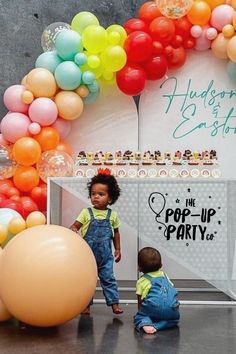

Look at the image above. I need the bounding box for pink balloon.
[0,112,31,143]
[210,5,234,31]
[28,122,41,135]
[51,117,72,140]
[190,25,202,38]
[3,85,29,113]
[194,26,211,51]
[206,27,218,41]
[28,97,58,126]
[0,134,10,146]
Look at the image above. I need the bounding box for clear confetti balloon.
[0,145,16,180]
[156,0,194,19]
[36,150,74,182]
[41,22,71,52]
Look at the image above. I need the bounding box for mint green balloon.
[35,51,63,73]
[55,30,82,61]
[71,12,99,35]
[55,61,82,90]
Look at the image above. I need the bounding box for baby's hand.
[114,249,121,263]
[70,226,78,233]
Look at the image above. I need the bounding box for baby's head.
[87,172,121,205]
[138,247,162,274]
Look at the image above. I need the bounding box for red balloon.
[30,185,47,212]
[144,55,168,80]
[183,37,196,49]
[116,64,146,96]
[0,192,7,207]
[167,46,187,69]
[123,18,148,34]
[0,179,14,195]
[138,1,161,24]
[20,196,39,218]
[174,17,192,40]
[164,45,174,58]
[1,199,25,218]
[171,35,183,48]
[124,31,153,63]
[4,187,20,199]
[149,17,175,45]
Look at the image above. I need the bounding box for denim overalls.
[134,273,180,331]
[84,208,119,306]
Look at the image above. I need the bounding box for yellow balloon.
[21,90,34,104]
[211,33,230,59]
[222,24,235,38]
[26,68,57,98]
[106,25,127,46]
[8,217,26,235]
[82,25,108,54]
[0,225,97,326]
[55,91,84,120]
[0,225,8,244]
[26,211,46,228]
[101,45,127,72]
[227,35,236,62]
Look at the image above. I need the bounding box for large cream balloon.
[0,225,97,327]
[0,247,12,321]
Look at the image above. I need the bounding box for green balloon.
[55,30,83,61]
[71,12,99,35]
[35,51,63,73]
[55,61,82,90]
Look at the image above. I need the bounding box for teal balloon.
[55,29,83,61]
[87,80,100,93]
[35,51,63,73]
[227,60,236,84]
[74,53,87,66]
[82,71,95,84]
[83,90,100,104]
[55,61,82,90]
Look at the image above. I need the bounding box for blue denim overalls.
[84,208,119,306]
[134,273,180,331]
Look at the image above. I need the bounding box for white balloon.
[41,22,71,52]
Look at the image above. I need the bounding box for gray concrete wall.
[0,0,144,118]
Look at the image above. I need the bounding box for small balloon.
[8,217,26,235]
[74,53,87,66]
[21,90,34,104]
[26,211,46,228]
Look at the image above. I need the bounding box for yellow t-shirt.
[76,207,120,237]
[136,271,173,300]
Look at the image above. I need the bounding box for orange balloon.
[12,137,41,166]
[55,91,84,120]
[0,225,97,326]
[55,141,73,156]
[204,0,225,9]
[187,1,211,26]
[211,33,229,59]
[34,127,60,151]
[26,68,57,98]
[13,166,39,192]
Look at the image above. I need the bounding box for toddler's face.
[91,183,111,209]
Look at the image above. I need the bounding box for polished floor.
[0,304,236,354]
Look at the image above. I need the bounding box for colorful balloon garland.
[1,0,236,231]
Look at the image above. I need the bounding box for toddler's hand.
[114,249,121,263]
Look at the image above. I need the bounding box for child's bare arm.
[113,228,121,262]
[137,295,142,309]
[70,220,82,234]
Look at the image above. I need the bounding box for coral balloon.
[36,150,74,182]
[26,68,57,98]
[0,200,25,218]
[149,17,175,44]
[116,64,146,96]
[156,0,194,19]
[20,196,39,218]
[26,211,46,228]
[55,141,73,156]
[13,166,39,193]
[143,55,168,80]
[0,180,14,195]
[167,46,187,68]
[187,1,211,26]
[55,91,84,120]
[0,112,31,143]
[124,31,153,63]
[51,118,72,140]
[34,127,60,151]
[3,85,29,113]
[0,298,12,322]
[29,98,58,126]
[12,137,41,166]
[30,185,47,212]
[0,225,97,326]
[123,18,149,34]
[138,1,161,23]
[8,217,26,235]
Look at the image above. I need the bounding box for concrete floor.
[0,304,236,354]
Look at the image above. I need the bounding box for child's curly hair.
[138,247,162,273]
[87,174,121,205]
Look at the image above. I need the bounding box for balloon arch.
[0,0,236,242]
